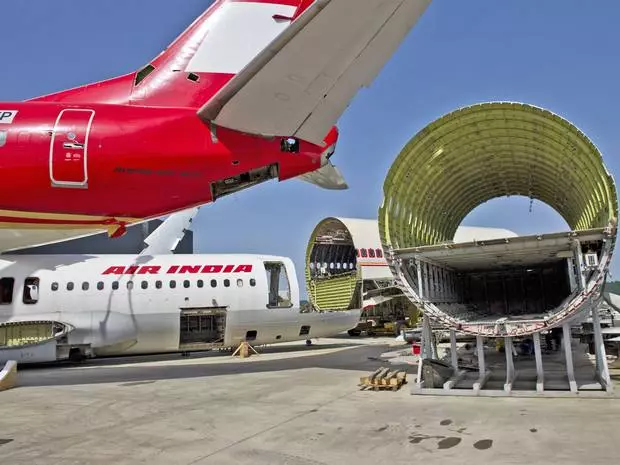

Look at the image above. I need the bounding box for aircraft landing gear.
[305,339,313,346]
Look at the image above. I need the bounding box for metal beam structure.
[379,102,617,338]
[380,102,618,395]
[412,312,616,397]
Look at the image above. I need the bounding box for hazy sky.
[2,1,620,295]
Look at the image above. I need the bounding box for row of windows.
[309,262,355,271]
[356,248,383,258]
[53,277,258,292]
[0,276,259,306]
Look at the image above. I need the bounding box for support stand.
[504,337,516,394]
[591,303,613,392]
[443,329,466,390]
[473,335,491,394]
[533,332,544,393]
[562,323,578,393]
[411,309,615,397]
[415,315,433,388]
[232,341,259,359]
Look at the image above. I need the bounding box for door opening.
[49,109,95,188]
[264,262,292,308]
[0,278,14,304]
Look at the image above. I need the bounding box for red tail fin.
[31,0,312,108]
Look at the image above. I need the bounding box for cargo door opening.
[179,308,227,350]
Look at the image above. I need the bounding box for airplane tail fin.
[31,1,312,108]
[131,0,312,108]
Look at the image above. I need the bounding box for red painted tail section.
[30,0,314,109]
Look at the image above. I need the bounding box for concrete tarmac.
[1,337,620,464]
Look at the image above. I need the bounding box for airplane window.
[210,279,217,288]
[23,277,39,304]
[368,248,375,258]
[97,281,104,291]
[376,249,383,258]
[51,282,59,291]
[237,279,243,288]
[141,281,148,290]
[224,279,230,288]
[197,280,204,288]
[127,281,134,290]
[0,130,6,148]
[0,278,14,304]
[112,281,119,290]
[155,280,162,289]
[82,282,89,291]
[183,280,190,289]
[170,280,176,289]
[250,278,256,287]
[309,263,315,270]
[67,282,74,291]
[134,64,155,86]
[361,249,368,258]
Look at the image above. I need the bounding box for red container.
[412,343,421,355]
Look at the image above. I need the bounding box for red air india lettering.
[102,265,254,275]
[137,266,161,274]
[103,266,126,275]
[202,265,223,273]
[179,265,201,274]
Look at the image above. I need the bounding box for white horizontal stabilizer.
[199,0,432,145]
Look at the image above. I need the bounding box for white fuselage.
[0,254,360,364]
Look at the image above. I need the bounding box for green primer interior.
[379,102,618,251]
[305,218,360,310]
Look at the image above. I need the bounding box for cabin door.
[50,109,94,188]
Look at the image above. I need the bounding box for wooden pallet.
[359,367,408,391]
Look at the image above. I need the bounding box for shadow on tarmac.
[17,342,409,388]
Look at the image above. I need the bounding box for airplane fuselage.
[0,102,334,250]
[0,254,360,364]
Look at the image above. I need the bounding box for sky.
[2,0,620,295]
